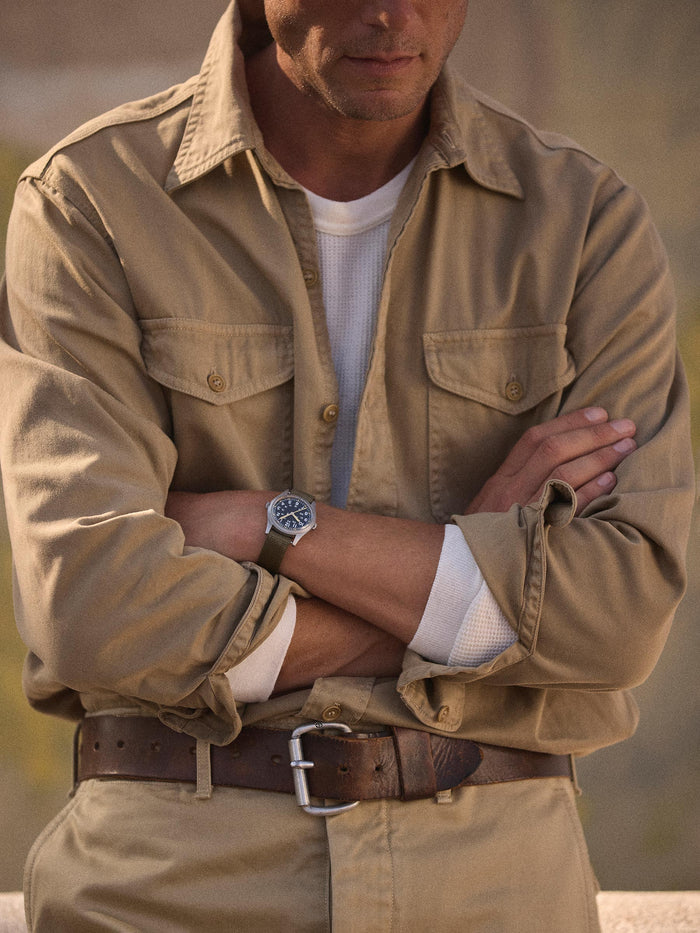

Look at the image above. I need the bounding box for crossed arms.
[0,137,692,745]
[166,407,637,693]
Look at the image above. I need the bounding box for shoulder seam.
[23,174,111,246]
[470,88,618,169]
[22,77,197,182]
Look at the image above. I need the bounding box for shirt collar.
[427,66,524,199]
[166,1,260,192]
[167,0,524,200]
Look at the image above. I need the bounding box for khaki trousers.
[25,776,600,932]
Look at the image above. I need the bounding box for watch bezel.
[266,490,317,539]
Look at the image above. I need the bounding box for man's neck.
[245,45,429,202]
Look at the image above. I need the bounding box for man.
[0,1,692,930]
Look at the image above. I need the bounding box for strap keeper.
[391,727,437,800]
[195,739,213,799]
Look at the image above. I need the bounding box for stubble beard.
[299,55,441,124]
[312,82,428,123]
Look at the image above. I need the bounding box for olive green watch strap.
[286,488,311,501]
[258,489,316,575]
[258,526,292,575]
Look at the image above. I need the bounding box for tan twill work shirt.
[0,2,693,757]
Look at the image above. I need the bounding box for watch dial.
[273,496,313,532]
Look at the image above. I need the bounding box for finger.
[498,407,609,474]
[463,410,637,516]
[573,471,618,515]
[500,415,636,479]
[500,426,635,513]
[542,436,637,494]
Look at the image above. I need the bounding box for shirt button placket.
[302,268,319,289]
[322,404,339,424]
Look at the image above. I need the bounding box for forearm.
[273,597,405,694]
[165,408,638,647]
[166,490,444,643]
[281,506,443,642]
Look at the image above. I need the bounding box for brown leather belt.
[76,716,572,806]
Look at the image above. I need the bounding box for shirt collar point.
[433,69,525,200]
[168,138,254,192]
[463,161,525,200]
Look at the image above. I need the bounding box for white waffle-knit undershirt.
[305,165,412,508]
[225,166,516,702]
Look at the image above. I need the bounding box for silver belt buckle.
[288,722,360,816]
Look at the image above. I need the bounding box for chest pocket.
[141,319,293,403]
[422,324,575,521]
[140,318,294,490]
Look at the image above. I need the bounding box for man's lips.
[342,53,419,77]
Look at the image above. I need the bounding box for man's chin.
[320,85,430,124]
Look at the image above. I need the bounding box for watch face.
[271,495,314,534]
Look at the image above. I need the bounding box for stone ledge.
[0,893,25,932]
[597,891,700,932]
[1,891,699,931]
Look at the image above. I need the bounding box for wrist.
[232,490,270,562]
[258,489,317,574]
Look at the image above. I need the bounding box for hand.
[465,407,637,516]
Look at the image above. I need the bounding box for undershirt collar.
[303,159,416,236]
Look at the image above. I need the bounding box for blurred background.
[1,0,698,894]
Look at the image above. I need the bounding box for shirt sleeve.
[0,172,304,744]
[409,525,516,665]
[225,597,297,702]
[231,515,516,700]
[398,178,693,728]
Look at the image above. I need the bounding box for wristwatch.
[258,489,317,574]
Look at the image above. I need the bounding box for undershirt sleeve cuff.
[408,524,517,666]
[224,596,297,703]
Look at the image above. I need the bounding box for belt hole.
[375,764,383,772]
[339,765,349,774]
[189,746,196,756]
[93,741,100,751]
[150,742,161,752]
[271,755,282,765]
[117,740,125,749]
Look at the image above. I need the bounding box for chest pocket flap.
[423,324,575,414]
[140,319,294,404]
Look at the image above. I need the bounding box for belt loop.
[70,722,82,798]
[569,755,582,796]
[195,739,213,800]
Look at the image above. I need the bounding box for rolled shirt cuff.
[225,595,297,703]
[409,524,517,666]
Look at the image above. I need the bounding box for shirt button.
[437,705,451,724]
[302,268,319,288]
[322,705,342,722]
[505,380,524,402]
[322,404,339,424]
[207,372,226,393]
